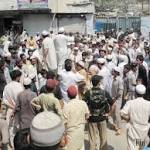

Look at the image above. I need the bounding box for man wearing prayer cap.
[30,111,66,149]
[31,79,62,117]
[14,111,68,150]
[97,58,106,64]
[58,27,65,33]
[76,61,87,81]
[69,47,82,65]
[42,30,49,36]
[29,72,38,95]
[111,66,124,135]
[42,29,57,71]
[54,27,68,72]
[97,58,111,93]
[121,84,150,150]
[63,86,89,150]
[118,54,129,70]
[88,65,99,77]
[14,77,37,130]
[106,55,116,92]
[99,48,106,58]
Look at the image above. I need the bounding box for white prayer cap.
[113,66,121,74]
[74,47,79,51]
[107,47,113,51]
[30,111,65,147]
[106,55,113,60]
[23,77,32,86]
[89,65,99,74]
[77,61,85,68]
[135,84,146,95]
[58,27,65,33]
[42,30,49,36]
[97,58,106,64]
[87,48,92,53]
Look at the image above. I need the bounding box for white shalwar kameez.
[121,98,150,150]
[98,66,111,93]
[3,40,11,56]
[42,37,57,71]
[58,70,84,103]
[54,34,68,72]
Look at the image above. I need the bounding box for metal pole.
[142,1,144,12]
[50,13,56,31]
[57,0,59,32]
[148,0,150,14]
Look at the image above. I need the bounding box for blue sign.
[143,147,150,150]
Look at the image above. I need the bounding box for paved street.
[85,123,127,150]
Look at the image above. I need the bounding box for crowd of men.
[0,27,149,150]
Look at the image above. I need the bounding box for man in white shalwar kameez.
[3,38,11,57]
[121,84,150,150]
[97,58,111,93]
[42,30,57,71]
[54,27,68,72]
[58,59,84,103]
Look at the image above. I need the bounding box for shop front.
[0,11,23,35]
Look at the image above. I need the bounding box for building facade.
[0,0,95,35]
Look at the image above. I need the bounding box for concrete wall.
[0,0,94,35]
[49,0,95,13]
[0,0,94,14]
[58,17,86,33]
[0,0,17,10]
[141,16,150,39]
[23,14,57,36]
[22,14,94,35]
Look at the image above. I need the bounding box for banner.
[17,0,48,9]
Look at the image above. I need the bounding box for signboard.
[17,0,48,9]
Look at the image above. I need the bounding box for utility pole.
[142,1,143,12]
[148,0,150,14]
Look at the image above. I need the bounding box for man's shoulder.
[18,90,36,97]
[43,37,50,43]
[46,93,59,101]
[4,81,19,89]
[143,98,150,105]
[25,90,36,95]
[74,99,87,105]
[85,88,105,98]
[92,87,105,93]
[58,69,66,76]
[128,98,150,104]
